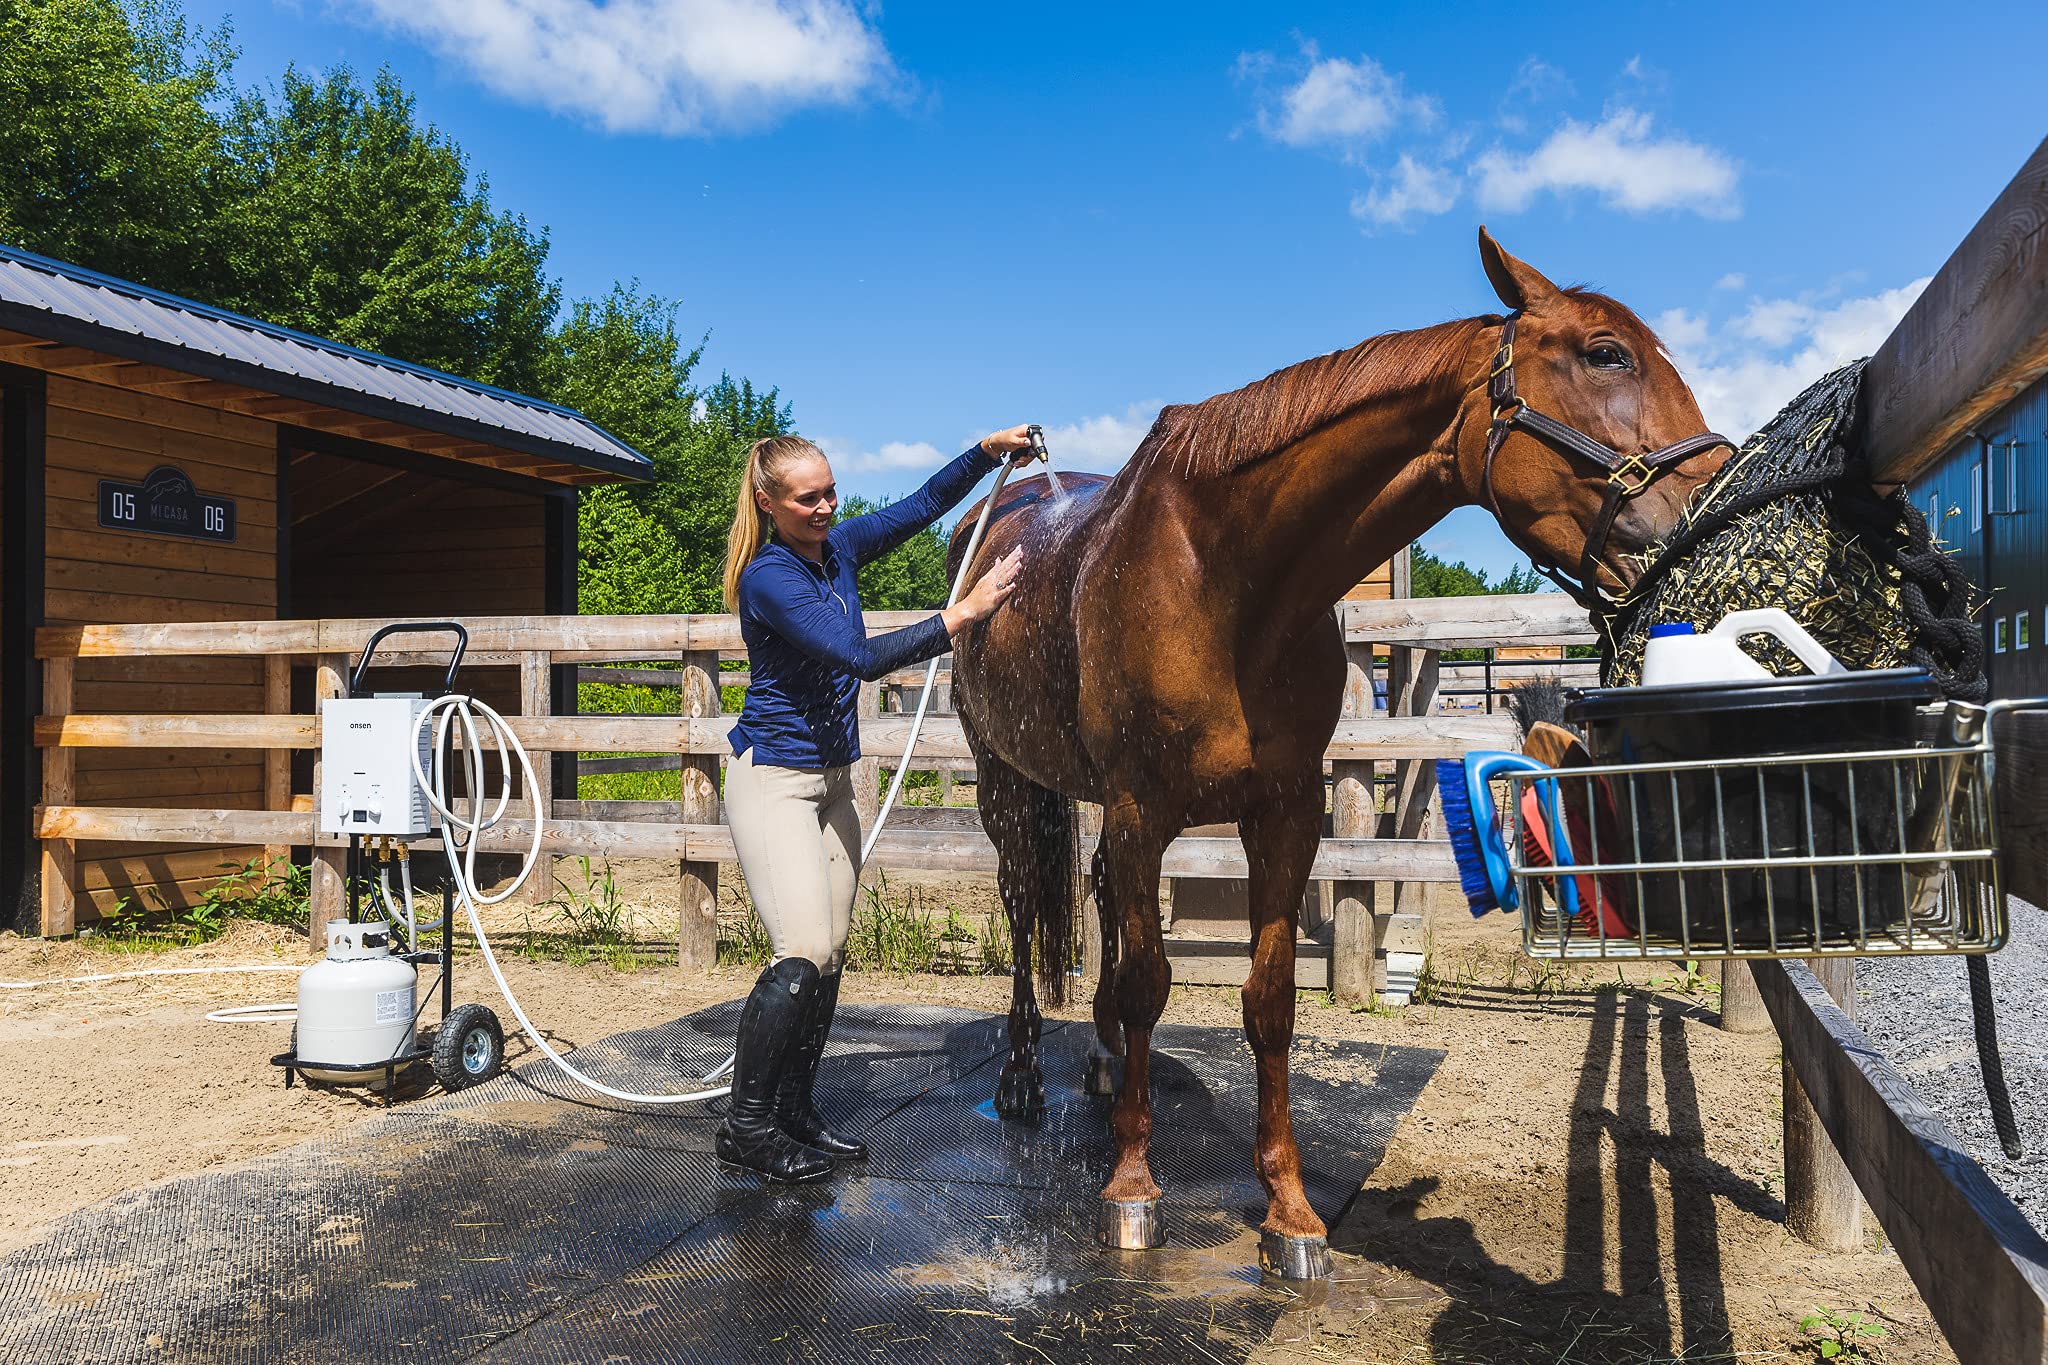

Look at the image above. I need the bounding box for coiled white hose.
[410,693,735,1104]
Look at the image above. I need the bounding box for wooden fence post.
[517,652,553,906]
[1377,645,1440,1001]
[261,655,292,879]
[308,653,348,952]
[1718,959,1770,1033]
[1784,955,1865,1249]
[854,679,882,831]
[677,650,721,970]
[39,656,75,937]
[1079,801,1105,983]
[1330,640,1377,1007]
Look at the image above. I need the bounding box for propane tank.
[296,920,416,1082]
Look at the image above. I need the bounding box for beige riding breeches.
[723,746,863,972]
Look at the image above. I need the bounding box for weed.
[1798,1307,1885,1361]
[1648,958,1720,997]
[522,857,661,969]
[83,855,310,951]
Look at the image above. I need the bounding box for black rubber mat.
[0,1002,1440,1363]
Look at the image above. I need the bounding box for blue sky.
[185,0,2048,580]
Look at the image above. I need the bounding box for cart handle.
[348,622,470,699]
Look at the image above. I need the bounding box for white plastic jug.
[1639,608,1849,687]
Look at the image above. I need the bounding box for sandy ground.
[0,869,1959,1364]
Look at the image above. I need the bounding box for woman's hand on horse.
[943,547,1025,635]
[981,425,1039,464]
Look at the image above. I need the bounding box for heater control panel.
[319,696,436,837]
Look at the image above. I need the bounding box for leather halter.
[1481,313,1732,610]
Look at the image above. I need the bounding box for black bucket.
[1564,668,1940,951]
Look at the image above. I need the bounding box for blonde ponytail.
[722,435,828,611]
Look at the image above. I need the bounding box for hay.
[1602,361,1983,699]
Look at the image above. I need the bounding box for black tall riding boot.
[715,958,833,1183]
[775,969,868,1161]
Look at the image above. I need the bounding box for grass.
[84,855,313,952]
[516,856,668,970]
[716,868,1014,976]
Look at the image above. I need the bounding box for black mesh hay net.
[1602,359,1987,702]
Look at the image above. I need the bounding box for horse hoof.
[1084,1053,1120,1096]
[1096,1198,1165,1250]
[1259,1232,1333,1281]
[993,1067,1045,1119]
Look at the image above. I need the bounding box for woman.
[715,426,1035,1183]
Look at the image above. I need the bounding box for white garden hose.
[861,455,1024,863]
[409,693,734,1104]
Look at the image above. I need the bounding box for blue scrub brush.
[1437,751,1561,917]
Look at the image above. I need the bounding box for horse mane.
[1133,314,1498,480]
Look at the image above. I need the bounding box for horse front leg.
[1239,781,1332,1280]
[1097,798,1173,1250]
[1085,843,1122,1096]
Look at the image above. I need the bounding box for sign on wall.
[97,465,236,542]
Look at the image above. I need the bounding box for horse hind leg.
[1085,843,1122,1097]
[977,755,1071,1119]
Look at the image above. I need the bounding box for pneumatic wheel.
[432,1004,504,1091]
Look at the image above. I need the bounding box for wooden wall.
[288,451,548,621]
[44,377,278,917]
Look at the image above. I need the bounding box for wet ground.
[0,1000,1440,1363]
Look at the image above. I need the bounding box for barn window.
[1994,616,2008,653]
[1971,464,1982,532]
[2020,612,2033,651]
[1927,491,1940,530]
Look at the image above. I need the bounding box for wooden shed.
[0,243,651,931]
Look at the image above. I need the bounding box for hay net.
[1602,359,1986,702]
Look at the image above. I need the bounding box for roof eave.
[0,300,653,484]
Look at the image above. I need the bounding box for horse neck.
[1177,341,1484,643]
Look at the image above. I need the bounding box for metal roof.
[0,243,651,480]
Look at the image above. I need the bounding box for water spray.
[864,424,1048,862]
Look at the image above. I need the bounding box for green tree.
[840,497,952,611]
[1410,545,1544,597]
[218,65,558,391]
[0,0,237,297]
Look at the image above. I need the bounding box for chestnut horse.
[946,230,1731,1277]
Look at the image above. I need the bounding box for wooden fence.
[32,593,1594,989]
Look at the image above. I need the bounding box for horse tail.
[1024,783,1080,1007]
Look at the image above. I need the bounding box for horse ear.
[1478,226,1559,312]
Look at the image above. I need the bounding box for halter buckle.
[1490,341,1514,378]
[1608,452,1657,495]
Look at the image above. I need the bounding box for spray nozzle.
[1022,423,1049,466]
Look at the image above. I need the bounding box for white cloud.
[1351,154,1460,228]
[1654,278,1930,438]
[1472,107,1740,218]
[818,437,945,474]
[1713,272,1747,291]
[348,0,895,135]
[1243,48,1436,151]
[1038,403,1164,474]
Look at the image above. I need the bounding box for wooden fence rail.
[31,596,1579,987]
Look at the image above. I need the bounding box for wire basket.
[1508,698,2043,961]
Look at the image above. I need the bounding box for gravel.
[1855,896,2048,1238]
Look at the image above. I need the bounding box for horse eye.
[1586,344,1632,371]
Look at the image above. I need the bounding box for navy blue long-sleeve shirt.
[729,444,1001,768]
